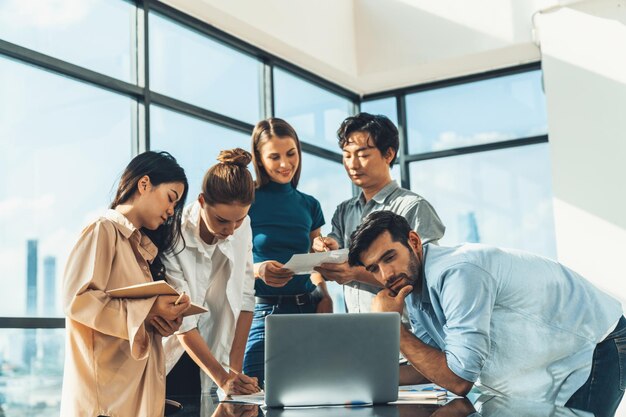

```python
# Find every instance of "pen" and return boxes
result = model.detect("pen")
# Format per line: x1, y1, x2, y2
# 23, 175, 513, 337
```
317, 235, 329, 252
220, 362, 261, 390
174, 291, 185, 305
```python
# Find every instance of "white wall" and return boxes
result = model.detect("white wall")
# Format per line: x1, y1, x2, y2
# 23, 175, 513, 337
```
162, 0, 359, 90
163, 0, 551, 94
354, 0, 543, 93
537, 1, 626, 305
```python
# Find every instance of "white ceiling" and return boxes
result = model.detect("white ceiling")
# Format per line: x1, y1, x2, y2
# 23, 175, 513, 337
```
162, 0, 582, 95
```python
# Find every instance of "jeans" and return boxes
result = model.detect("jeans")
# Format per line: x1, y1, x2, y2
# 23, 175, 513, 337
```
243, 301, 317, 387
566, 316, 626, 417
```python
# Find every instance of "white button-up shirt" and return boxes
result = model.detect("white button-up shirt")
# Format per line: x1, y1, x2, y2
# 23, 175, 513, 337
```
161, 202, 255, 391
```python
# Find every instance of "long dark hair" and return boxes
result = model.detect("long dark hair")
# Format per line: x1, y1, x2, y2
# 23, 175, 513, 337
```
110, 151, 188, 255
202, 148, 255, 206
251, 117, 302, 189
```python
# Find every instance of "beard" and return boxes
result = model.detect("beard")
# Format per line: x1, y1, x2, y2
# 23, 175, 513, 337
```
385, 249, 421, 296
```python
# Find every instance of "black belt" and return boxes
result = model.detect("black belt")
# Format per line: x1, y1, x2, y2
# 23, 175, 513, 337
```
255, 292, 315, 306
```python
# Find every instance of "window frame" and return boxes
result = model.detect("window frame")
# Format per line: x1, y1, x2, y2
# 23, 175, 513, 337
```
0, 0, 546, 329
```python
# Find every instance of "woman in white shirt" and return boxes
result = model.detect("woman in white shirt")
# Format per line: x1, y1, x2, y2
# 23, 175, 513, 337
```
162, 148, 259, 396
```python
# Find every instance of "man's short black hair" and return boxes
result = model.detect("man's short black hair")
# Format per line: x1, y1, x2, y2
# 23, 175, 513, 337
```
348, 210, 412, 267
337, 113, 399, 166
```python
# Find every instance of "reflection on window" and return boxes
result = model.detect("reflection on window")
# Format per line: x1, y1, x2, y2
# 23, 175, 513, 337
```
299, 153, 352, 312
361, 97, 398, 126
406, 70, 547, 154
150, 13, 261, 124
410, 144, 556, 258
150, 106, 252, 197
0, 329, 64, 415
0, 0, 136, 82
274, 68, 353, 151
0, 56, 132, 317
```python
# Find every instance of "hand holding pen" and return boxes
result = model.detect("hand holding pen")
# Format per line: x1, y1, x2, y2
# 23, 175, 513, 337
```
147, 292, 189, 336
220, 362, 261, 394
313, 235, 339, 252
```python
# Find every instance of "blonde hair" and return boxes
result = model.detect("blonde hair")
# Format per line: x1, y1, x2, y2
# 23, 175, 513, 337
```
251, 118, 302, 189
201, 148, 254, 205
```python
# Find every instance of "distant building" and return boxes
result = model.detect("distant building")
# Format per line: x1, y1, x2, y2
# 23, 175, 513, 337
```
26, 240, 38, 316
24, 240, 38, 369
461, 211, 481, 243
43, 256, 56, 316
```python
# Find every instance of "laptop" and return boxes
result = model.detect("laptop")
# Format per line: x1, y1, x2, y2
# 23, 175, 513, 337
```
264, 312, 400, 408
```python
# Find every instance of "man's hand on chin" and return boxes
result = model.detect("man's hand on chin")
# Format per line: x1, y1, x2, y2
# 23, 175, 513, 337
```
371, 285, 413, 314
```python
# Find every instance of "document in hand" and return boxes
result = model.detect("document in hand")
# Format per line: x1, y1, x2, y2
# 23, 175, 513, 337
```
282, 249, 349, 275
106, 281, 208, 317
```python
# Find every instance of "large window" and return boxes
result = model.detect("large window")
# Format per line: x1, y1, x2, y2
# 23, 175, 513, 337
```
0, 56, 132, 318
360, 97, 398, 126
361, 68, 554, 257
274, 68, 353, 152
150, 13, 261, 124
410, 144, 556, 258
0, 0, 136, 82
151, 106, 251, 197
0, 329, 64, 415
406, 70, 547, 154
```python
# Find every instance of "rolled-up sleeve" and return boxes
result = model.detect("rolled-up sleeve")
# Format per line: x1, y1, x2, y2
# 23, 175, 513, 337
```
241, 224, 256, 312
328, 205, 345, 249
438, 264, 496, 382
64, 221, 156, 360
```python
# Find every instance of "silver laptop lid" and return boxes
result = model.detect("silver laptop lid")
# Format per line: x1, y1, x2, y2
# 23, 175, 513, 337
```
265, 313, 400, 407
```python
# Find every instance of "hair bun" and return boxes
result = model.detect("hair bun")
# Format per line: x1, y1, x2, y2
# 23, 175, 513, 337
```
217, 148, 252, 168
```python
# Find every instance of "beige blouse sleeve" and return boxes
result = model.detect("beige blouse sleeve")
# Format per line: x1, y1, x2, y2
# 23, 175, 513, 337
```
63, 220, 157, 360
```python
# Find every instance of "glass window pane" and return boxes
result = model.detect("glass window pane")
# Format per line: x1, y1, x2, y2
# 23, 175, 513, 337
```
409, 144, 556, 258
150, 13, 261, 124
0, 56, 132, 317
150, 106, 252, 197
361, 97, 398, 126
0, 0, 136, 82
299, 153, 353, 312
274, 68, 353, 152
0, 328, 64, 414
391, 164, 401, 183
406, 70, 547, 154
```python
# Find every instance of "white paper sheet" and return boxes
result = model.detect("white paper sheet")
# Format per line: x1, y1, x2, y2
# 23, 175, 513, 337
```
217, 388, 265, 405
282, 249, 349, 275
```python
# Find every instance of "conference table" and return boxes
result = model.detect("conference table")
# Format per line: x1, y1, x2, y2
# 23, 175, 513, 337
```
166, 392, 591, 417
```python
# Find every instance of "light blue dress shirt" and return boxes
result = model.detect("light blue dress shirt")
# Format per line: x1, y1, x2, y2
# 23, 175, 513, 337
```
406, 243, 622, 405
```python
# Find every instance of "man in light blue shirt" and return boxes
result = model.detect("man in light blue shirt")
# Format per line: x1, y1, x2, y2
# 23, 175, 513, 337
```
348, 210, 625, 417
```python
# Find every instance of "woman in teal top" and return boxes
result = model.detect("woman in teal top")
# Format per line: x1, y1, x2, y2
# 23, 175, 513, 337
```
243, 117, 333, 384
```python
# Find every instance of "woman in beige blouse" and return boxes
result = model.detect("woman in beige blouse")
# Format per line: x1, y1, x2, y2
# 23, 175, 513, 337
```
61, 151, 192, 417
